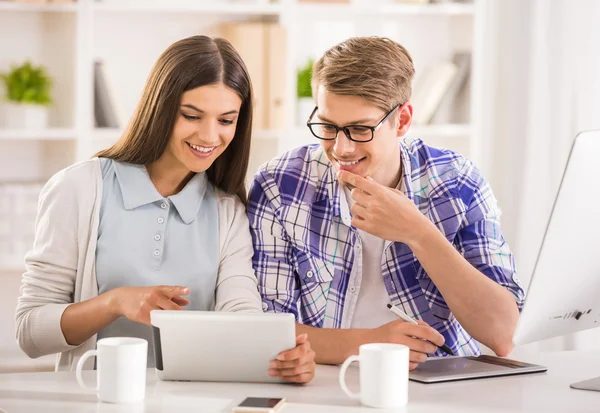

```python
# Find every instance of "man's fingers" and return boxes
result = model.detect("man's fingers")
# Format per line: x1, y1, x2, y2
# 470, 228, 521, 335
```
350, 216, 370, 233
389, 188, 405, 196
409, 362, 419, 371
337, 171, 382, 195
403, 336, 438, 355
350, 203, 369, 219
409, 350, 428, 364
404, 323, 446, 347
350, 188, 370, 205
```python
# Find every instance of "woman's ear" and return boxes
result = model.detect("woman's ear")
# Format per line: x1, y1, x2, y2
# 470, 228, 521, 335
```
396, 103, 413, 137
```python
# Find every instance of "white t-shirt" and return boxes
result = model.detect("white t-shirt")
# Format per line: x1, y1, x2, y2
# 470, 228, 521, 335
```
344, 186, 399, 329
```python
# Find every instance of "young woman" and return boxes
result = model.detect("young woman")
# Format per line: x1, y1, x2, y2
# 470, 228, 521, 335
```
15, 35, 315, 384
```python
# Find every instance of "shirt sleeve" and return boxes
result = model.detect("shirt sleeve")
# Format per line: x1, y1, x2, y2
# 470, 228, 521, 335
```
16, 169, 80, 358
454, 162, 526, 310
247, 170, 300, 319
214, 192, 263, 313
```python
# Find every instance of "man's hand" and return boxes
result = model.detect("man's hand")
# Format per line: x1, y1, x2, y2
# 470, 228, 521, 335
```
337, 170, 435, 245
269, 333, 316, 383
368, 319, 446, 370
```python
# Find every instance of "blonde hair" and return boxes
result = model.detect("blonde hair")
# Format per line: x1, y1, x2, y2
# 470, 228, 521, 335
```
311, 36, 415, 112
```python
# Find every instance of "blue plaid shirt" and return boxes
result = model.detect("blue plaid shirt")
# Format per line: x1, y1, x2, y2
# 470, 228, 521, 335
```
248, 137, 524, 357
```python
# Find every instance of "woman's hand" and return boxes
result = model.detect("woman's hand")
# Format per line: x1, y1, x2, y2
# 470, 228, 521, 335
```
110, 285, 190, 325
268, 333, 316, 384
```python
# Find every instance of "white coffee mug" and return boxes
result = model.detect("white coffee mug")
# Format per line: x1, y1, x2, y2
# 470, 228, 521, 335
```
339, 343, 409, 408
76, 337, 148, 403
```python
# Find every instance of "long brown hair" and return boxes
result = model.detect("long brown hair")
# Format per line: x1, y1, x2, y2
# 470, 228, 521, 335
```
95, 35, 253, 204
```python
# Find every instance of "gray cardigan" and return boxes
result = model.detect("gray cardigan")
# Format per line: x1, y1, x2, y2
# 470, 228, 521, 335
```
15, 159, 263, 371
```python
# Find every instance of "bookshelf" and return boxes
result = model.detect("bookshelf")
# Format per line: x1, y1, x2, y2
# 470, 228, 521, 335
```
0, 128, 77, 140
293, 2, 474, 16
0, 2, 78, 12
92, 2, 283, 15
0, 0, 485, 272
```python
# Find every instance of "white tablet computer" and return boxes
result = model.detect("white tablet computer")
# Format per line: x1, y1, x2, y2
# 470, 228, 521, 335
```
150, 310, 296, 383
409, 355, 547, 384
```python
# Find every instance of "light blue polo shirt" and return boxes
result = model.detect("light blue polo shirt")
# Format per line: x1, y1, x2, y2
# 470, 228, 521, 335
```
95, 158, 219, 367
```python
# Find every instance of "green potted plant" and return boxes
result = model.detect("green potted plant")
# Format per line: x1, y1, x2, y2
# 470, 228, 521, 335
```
0, 61, 53, 129
296, 58, 314, 126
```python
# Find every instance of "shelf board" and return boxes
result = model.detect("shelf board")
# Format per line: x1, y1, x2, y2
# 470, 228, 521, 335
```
0, 2, 78, 12
0, 128, 77, 141
92, 1, 282, 15
295, 2, 474, 17
410, 123, 471, 138
91, 128, 280, 143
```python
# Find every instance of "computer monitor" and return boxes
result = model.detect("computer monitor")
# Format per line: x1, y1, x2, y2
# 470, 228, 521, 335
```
512, 130, 600, 391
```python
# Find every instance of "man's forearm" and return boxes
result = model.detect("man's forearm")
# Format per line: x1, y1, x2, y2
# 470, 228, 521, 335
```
409, 224, 520, 356
296, 323, 371, 364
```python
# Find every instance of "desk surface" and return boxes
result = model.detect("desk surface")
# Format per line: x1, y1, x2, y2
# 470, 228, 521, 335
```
0, 351, 599, 413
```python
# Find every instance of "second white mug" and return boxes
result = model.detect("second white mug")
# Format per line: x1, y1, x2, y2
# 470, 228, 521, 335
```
76, 337, 148, 404
339, 343, 409, 408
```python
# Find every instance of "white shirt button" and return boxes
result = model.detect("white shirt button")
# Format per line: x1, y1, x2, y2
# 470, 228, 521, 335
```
349, 286, 357, 293
306, 270, 314, 278
153, 249, 160, 256
157, 217, 164, 224
356, 244, 362, 251
160, 202, 167, 209
154, 234, 161, 241
262, 302, 269, 311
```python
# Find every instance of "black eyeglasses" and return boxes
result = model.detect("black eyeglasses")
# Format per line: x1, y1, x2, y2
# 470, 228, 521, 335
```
306, 103, 403, 143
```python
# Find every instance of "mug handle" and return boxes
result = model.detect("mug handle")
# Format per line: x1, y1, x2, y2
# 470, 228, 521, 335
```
76, 349, 98, 391
339, 355, 361, 400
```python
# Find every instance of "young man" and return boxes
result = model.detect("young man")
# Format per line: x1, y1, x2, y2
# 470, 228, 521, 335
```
247, 37, 524, 370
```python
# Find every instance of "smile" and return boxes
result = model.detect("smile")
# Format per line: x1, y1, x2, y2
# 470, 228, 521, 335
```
186, 142, 217, 154
336, 157, 365, 166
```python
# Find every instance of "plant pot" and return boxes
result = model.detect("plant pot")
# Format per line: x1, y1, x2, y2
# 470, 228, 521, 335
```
296, 97, 315, 127
1, 102, 49, 129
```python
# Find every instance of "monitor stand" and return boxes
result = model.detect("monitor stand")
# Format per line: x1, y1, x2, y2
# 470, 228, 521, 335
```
570, 376, 600, 392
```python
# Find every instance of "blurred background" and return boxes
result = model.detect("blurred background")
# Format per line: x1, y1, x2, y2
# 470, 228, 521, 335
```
0, 0, 599, 372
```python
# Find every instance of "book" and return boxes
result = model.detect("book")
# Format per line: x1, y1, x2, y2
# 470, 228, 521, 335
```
220, 23, 268, 130
94, 61, 119, 128
410, 60, 458, 125
265, 24, 286, 130
220, 22, 288, 131
431, 51, 472, 124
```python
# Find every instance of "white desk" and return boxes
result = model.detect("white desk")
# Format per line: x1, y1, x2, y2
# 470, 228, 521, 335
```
0, 351, 598, 413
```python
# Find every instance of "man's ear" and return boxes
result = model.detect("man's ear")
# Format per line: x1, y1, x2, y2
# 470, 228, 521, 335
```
396, 103, 413, 137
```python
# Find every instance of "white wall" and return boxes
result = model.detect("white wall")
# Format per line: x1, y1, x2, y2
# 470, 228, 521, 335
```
483, 0, 600, 352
